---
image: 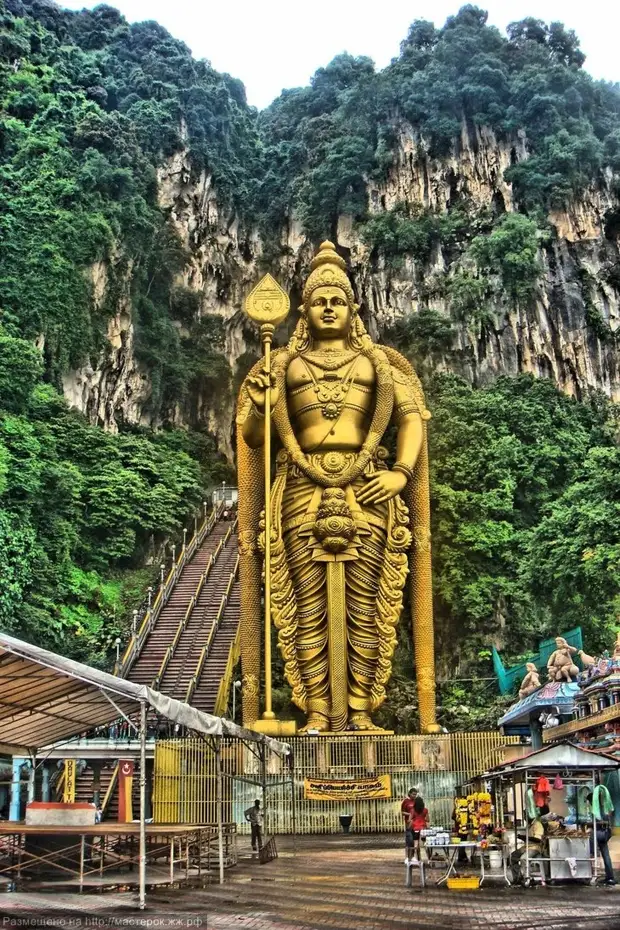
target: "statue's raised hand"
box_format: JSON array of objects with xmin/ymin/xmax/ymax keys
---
[
  {"xmin": 246, "ymin": 366, "xmax": 280, "ymax": 413},
  {"xmin": 356, "ymin": 469, "xmax": 407, "ymax": 506}
]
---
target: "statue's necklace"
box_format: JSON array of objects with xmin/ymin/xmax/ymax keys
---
[
  {"xmin": 302, "ymin": 356, "xmax": 359, "ymax": 420},
  {"xmin": 302, "ymin": 349, "xmax": 360, "ymax": 371}
]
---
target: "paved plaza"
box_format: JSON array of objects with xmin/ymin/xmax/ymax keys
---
[{"xmin": 1, "ymin": 835, "xmax": 620, "ymax": 930}]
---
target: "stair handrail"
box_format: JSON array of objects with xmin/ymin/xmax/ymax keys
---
[
  {"xmin": 115, "ymin": 502, "xmax": 224, "ymax": 677},
  {"xmin": 184, "ymin": 553, "xmax": 240, "ymax": 705},
  {"xmin": 55, "ymin": 767, "xmax": 66, "ymax": 802},
  {"xmin": 214, "ymin": 624, "xmax": 242, "ymax": 717},
  {"xmin": 101, "ymin": 762, "xmax": 119, "ymax": 816},
  {"xmin": 151, "ymin": 541, "xmax": 225, "ymax": 689}
]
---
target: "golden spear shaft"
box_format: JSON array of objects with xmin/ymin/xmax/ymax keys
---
[
  {"xmin": 261, "ymin": 322, "xmax": 275, "ymax": 721},
  {"xmin": 244, "ymin": 275, "xmax": 290, "ymax": 722}
]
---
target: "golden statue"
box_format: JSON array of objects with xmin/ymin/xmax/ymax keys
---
[{"xmin": 237, "ymin": 242, "xmax": 438, "ymax": 733}]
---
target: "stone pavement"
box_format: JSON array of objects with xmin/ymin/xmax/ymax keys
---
[{"xmin": 2, "ymin": 834, "xmax": 620, "ymax": 930}]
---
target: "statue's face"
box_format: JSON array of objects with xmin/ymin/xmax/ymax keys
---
[
  {"xmin": 555, "ymin": 638, "xmax": 564, "ymax": 647},
  {"xmin": 306, "ymin": 286, "xmax": 352, "ymax": 339}
]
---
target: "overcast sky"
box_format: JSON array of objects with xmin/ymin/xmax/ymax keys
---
[{"xmin": 59, "ymin": 0, "xmax": 619, "ymax": 110}]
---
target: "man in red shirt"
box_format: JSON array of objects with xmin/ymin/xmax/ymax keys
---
[{"xmin": 401, "ymin": 787, "xmax": 418, "ymax": 863}]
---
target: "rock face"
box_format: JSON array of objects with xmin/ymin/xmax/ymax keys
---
[{"xmin": 62, "ymin": 122, "xmax": 620, "ymax": 454}]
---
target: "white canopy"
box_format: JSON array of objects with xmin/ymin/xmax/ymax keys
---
[{"xmin": 0, "ymin": 633, "xmax": 290, "ymax": 756}]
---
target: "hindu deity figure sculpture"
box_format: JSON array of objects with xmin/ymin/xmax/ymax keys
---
[
  {"xmin": 236, "ymin": 242, "xmax": 437, "ymax": 734},
  {"xmin": 519, "ymin": 662, "xmax": 542, "ymax": 700},
  {"xmin": 547, "ymin": 637, "xmax": 580, "ymax": 683}
]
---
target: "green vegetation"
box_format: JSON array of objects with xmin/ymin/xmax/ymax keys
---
[
  {"xmin": 0, "ymin": 0, "xmax": 245, "ymax": 402},
  {"xmin": 0, "ymin": 328, "xmax": 230, "ymax": 663},
  {"xmin": 258, "ymin": 6, "xmax": 620, "ymax": 239}
]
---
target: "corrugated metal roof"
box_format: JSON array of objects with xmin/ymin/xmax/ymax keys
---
[
  {"xmin": 0, "ymin": 633, "xmax": 290, "ymax": 756},
  {"xmin": 489, "ymin": 741, "xmax": 619, "ymax": 774}
]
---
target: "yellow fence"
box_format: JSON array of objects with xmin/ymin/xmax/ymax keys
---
[{"xmin": 153, "ymin": 732, "xmax": 519, "ymax": 834}]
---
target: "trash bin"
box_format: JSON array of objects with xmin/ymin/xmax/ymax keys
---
[
  {"xmin": 489, "ymin": 849, "xmax": 502, "ymax": 870},
  {"xmin": 339, "ymin": 814, "xmax": 353, "ymax": 834}
]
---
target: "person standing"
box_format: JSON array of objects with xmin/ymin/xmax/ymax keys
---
[
  {"xmin": 587, "ymin": 791, "xmax": 616, "ymax": 885},
  {"xmin": 245, "ymin": 798, "xmax": 263, "ymax": 851},
  {"xmin": 409, "ymin": 795, "xmax": 429, "ymax": 865},
  {"xmin": 401, "ymin": 787, "xmax": 418, "ymax": 863}
]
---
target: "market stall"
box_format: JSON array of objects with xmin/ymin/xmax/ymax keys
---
[{"xmin": 483, "ymin": 742, "xmax": 618, "ymax": 887}]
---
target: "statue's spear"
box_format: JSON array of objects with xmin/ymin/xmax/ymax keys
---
[{"xmin": 244, "ymin": 275, "xmax": 290, "ymax": 724}]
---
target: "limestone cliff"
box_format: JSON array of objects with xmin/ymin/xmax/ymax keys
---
[{"xmin": 62, "ymin": 121, "xmax": 620, "ymax": 454}]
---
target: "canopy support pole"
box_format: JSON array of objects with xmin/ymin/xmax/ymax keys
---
[
  {"xmin": 260, "ymin": 743, "xmax": 268, "ymax": 840},
  {"xmin": 216, "ymin": 741, "xmax": 224, "ymax": 885},
  {"xmin": 290, "ymin": 751, "xmax": 296, "ymax": 852},
  {"xmin": 139, "ymin": 699, "xmax": 147, "ymax": 910}
]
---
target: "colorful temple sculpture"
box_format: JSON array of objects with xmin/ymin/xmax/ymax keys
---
[
  {"xmin": 497, "ymin": 632, "xmax": 585, "ymax": 747},
  {"xmin": 542, "ymin": 632, "xmax": 620, "ymax": 752},
  {"xmin": 236, "ymin": 242, "xmax": 438, "ymax": 734}
]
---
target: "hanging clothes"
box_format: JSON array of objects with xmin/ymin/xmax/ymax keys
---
[
  {"xmin": 593, "ymin": 784, "xmax": 614, "ymax": 820},
  {"xmin": 577, "ymin": 786, "xmax": 592, "ymax": 821},
  {"xmin": 533, "ymin": 776, "xmax": 551, "ymax": 808},
  {"xmin": 553, "ymin": 775, "xmax": 564, "ymax": 791},
  {"xmin": 526, "ymin": 787, "xmax": 538, "ymax": 820}
]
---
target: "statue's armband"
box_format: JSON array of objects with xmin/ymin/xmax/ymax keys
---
[{"xmin": 391, "ymin": 366, "xmax": 422, "ymax": 426}]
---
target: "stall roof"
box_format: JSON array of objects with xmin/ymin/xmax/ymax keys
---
[
  {"xmin": 488, "ymin": 741, "xmax": 618, "ymax": 775},
  {"xmin": 0, "ymin": 633, "xmax": 290, "ymax": 756}
]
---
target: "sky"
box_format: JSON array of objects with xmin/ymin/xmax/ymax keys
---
[{"xmin": 59, "ymin": 0, "xmax": 620, "ymax": 110}]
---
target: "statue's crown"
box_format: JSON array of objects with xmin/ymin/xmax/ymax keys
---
[{"xmin": 302, "ymin": 241, "xmax": 356, "ymax": 309}]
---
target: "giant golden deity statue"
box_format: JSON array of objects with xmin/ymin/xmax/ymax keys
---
[{"xmin": 237, "ymin": 242, "xmax": 438, "ymax": 734}]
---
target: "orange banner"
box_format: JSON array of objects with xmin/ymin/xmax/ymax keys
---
[
  {"xmin": 304, "ymin": 775, "xmax": 392, "ymax": 801},
  {"xmin": 118, "ymin": 759, "xmax": 134, "ymax": 822}
]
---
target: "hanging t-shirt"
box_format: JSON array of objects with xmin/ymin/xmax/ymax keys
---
[{"xmin": 533, "ymin": 776, "xmax": 551, "ymax": 808}]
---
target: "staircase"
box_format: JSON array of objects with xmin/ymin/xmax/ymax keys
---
[
  {"xmin": 191, "ymin": 550, "xmax": 240, "ymax": 715},
  {"xmin": 126, "ymin": 521, "xmax": 229, "ymax": 687},
  {"xmin": 117, "ymin": 505, "xmax": 242, "ymax": 723},
  {"xmin": 160, "ymin": 535, "xmax": 238, "ymax": 700}
]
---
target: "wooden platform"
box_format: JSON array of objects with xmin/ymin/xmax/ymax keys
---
[
  {"xmin": 0, "ymin": 822, "xmax": 215, "ymax": 836},
  {"xmin": 0, "ymin": 822, "xmax": 238, "ymax": 889}
]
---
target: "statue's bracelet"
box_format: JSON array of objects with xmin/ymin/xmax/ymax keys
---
[{"xmin": 393, "ymin": 461, "xmax": 414, "ymax": 481}]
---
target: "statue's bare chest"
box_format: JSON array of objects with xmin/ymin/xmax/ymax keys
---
[{"xmin": 286, "ymin": 354, "xmax": 375, "ymax": 416}]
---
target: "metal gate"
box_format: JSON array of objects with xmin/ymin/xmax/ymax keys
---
[{"xmin": 153, "ymin": 732, "xmax": 519, "ymax": 834}]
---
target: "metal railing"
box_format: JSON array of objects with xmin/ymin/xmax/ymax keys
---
[
  {"xmin": 101, "ymin": 763, "xmax": 119, "ymax": 816},
  {"xmin": 115, "ymin": 503, "xmax": 223, "ymax": 678},
  {"xmin": 184, "ymin": 551, "xmax": 240, "ymax": 706},
  {"xmin": 214, "ymin": 625, "xmax": 241, "ymax": 718}
]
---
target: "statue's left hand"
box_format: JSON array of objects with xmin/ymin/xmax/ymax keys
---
[{"xmin": 356, "ymin": 469, "xmax": 407, "ymax": 506}]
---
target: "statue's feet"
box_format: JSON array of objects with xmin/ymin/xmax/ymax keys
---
[
  {"xmin": 299, "ymin": 712, "xmax": 330, "ymax": 734},
  {"xmin": 348, "ymin": 713, "xmax": 384, "ymax": 732}
]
